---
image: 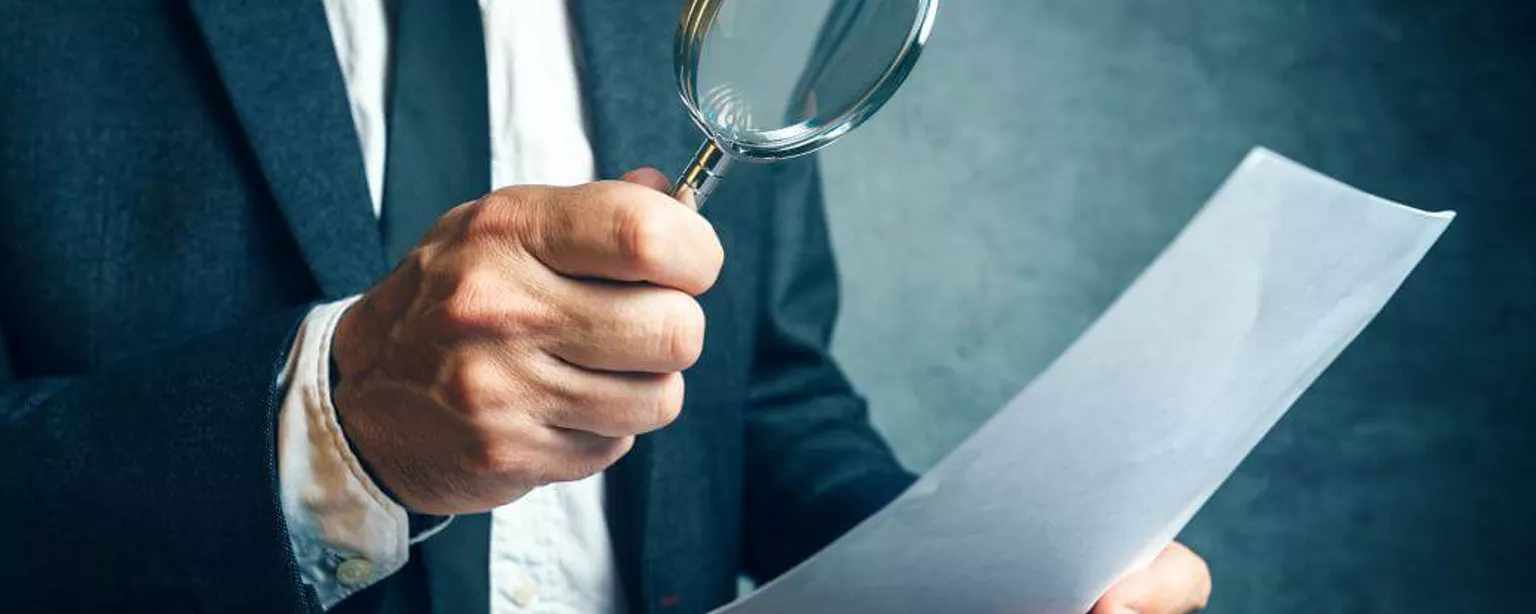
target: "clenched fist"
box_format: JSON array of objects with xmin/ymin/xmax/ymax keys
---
[{"xmin": 331, "ymin": 169, "xmax": 722, "ymax": 515}]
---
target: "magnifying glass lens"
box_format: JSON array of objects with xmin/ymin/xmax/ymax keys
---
[
  {"xmin": 674, "ymin": 0, "xmax": 937, "ymax": 206},
  {"xmin": 693, "ymin": 0, "xmax": 922, "ymax": 150}
]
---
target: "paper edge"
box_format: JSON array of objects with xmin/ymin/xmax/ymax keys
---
[{"xmin": 1244, "ymin": 147, "xmax": 1457, "ymax": 221}]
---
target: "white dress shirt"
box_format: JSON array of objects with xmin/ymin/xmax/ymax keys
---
[{"xmin": 277, "ymin": 2, "xmax": 624, "ymax": 612}]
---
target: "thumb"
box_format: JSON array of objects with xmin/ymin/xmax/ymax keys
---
[{"xmin": 1091, "ymin": 543, "xmax": 1211, "ymax": 614}]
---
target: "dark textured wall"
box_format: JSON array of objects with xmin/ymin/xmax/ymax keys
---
[{"xmin": 819, "ymin": 1, "xmax": 1534, "ymax": 611}]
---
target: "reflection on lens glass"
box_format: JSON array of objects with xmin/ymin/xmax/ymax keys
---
[{"xmin": 691, "ymin": 0, "xmax": 923, "ymax": 151}]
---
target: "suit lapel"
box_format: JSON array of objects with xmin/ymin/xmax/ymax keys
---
[
  {"xmin": 570, "ymin": 2, "xmax": 699, "ymax": 613},
  {"xmin": 188, "ymin": 0, "xmax": 386, "ymax": 299}
]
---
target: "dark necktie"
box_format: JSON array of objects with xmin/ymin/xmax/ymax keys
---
[
  {"xmin": 376, "ymin": 0, "xmax": 493, "ymax": 612},
  {"xmin": 380, "ymin": 0, "xmax": 491, "ymax": 264}
]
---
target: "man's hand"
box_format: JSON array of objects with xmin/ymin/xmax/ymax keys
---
[
  {"xmin": 332, "ymin": 168, "xmax": 721, "ymax": 515},
  {"xmin": 1090, "ymin": 542, "xmax": 1212, "ymax": 614}
]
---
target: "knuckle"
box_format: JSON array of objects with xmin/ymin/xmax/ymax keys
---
[
  {"xmin": 617, "ymin": 202, "xmax": 670, "ymax": 275},
  {"xmin": 440, "ymin": 269, "xmax": 497, "ymax": 329},
  {"xmin": 619, "ymin": 374, "xmax": 684, "ymax": 435},
  {"xmin": 461, "ymin": 197, "xmax": 505, "ymax": 241},
  {"xmin": 438, "ymin": 358, "xmax": 497, "ymax": 414},
  {"xmin": 660, "ymin": 295, "xmax": 706, "ymax": 369},
  {"xmin": 435, "ymin": 198, "xmax": 478, "ymax": 236},
  {"xmin": 440, "ymin": 268, "xmax": 552, "ymax": 334},
  {"xmin": 654, "ymin": 373, "xmax": 685, "ymax": 426},
  {"xmin": 464, "ymin": 189, "xmax": 534, "ymax": 243},
  {"xmin": 466, "ymin": 440, "xmax": 524, "ymax": 479}
]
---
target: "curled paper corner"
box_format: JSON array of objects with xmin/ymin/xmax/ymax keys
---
[{"xmin": 1242, "ymin": 147, "xmax": 1457, "ymax": 222}]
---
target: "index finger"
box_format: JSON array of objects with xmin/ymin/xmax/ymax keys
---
[{"xmin": 524, "ymin": 179, "xmax": 724, "ymax": 296}]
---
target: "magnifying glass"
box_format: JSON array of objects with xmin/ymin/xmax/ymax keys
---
[{"xmin": 671, "ymin": 0, "xmax": 940, "ymax": 207}]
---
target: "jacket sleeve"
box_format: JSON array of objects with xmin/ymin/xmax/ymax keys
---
[
  {"xmin": 740, "ymin": 157, "xmax": 918, "ymax": 582},
  {"xmin": 0, "ymin": 309, "xmax": 320, "ymax": 614}
]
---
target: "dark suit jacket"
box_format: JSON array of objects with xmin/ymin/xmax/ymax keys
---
[{"xmin": 0, "ymin": 1, "xmax": 915, "ymax": 612}]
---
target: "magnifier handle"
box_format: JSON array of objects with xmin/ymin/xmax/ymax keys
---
[{"xmin": 672, "ymin": 140, "xmax": 733, "ymax": 210}]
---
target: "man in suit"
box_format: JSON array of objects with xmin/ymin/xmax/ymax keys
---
[{"xmin": 0, "ymin": 1, "xmax": 1210, "ymax": 613}]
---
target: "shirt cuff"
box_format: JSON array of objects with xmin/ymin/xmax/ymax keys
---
[{"xmin": 277, "ymin": 296, "xmax": 408, "ymax": 609}]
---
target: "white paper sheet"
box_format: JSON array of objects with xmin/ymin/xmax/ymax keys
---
[{"xmin": 712, "ymin": 148, "xmax": 1455, "ymax": 614}]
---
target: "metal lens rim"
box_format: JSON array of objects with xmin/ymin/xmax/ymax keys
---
[{"xmin": 675, "ymin": 0, "xmax": 939, "ymax": 162}]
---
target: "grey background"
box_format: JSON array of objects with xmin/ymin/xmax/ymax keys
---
[{"xmin": 816, "ymin": 1, "xmax": 1534, "ymax": 612}]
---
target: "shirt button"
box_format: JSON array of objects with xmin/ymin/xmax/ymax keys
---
[
  {"xmin": 335, "ymin": 558, "xmax": 376, "ymax": 586},
  {"xmin": 511, "ymin": 579, "xmax": 539, "ymax": 607}
]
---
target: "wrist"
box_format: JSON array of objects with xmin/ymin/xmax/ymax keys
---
[
  {"xmin": 326, "ymin": 343, "xmax": 417, "ymax": 516},
  {"xmin": 330, "ymin": 296, "xmax": 372, "ymax": 385},
  {"xmin": 277, "ymin": 297, "xmax": 411, "ymax": 606}
]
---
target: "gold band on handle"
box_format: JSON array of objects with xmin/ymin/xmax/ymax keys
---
[{"xmin": 672, "ymin": 140, "xmax": 733, "ymax": 210}]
